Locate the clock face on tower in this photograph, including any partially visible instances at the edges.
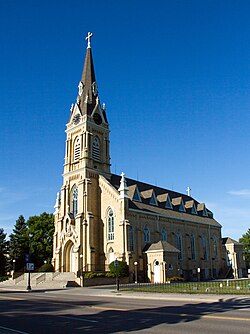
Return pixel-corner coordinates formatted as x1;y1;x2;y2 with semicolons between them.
93;113;102;125
73;114;81;125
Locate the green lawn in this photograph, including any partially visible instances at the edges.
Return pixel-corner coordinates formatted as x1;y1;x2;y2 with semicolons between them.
124;279;250;294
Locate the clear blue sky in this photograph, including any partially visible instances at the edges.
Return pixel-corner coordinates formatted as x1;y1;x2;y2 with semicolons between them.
1;0;250;240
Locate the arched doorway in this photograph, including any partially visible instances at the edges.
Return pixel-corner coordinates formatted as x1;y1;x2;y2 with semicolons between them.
63;240;75;272
154;260;161;283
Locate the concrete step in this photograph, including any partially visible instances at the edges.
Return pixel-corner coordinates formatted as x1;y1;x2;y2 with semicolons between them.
0;272;80;289
0;278;15;286
53;272;76;281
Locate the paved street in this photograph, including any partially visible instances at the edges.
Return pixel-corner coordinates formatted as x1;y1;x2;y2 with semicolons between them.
0;287;249;333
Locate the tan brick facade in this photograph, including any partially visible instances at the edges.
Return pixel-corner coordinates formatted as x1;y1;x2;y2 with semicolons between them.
52;38;246;283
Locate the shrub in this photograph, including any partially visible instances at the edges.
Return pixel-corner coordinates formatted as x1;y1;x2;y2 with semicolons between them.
0;276;10;282
168;276;185;282
106;271;116;278
84;272;97;278
109;261;129;278
38;263;54;272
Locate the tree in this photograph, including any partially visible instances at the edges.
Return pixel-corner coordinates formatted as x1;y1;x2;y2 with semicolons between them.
8;215;29;271
109;260;129;277
26;212;54;268
239;228;250;267
0;228;8;276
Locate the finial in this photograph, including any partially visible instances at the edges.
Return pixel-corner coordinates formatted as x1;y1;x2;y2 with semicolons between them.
78;81;83;96
118;172;129;199
85;32;93;49
102;103;106;111
53;192;61;215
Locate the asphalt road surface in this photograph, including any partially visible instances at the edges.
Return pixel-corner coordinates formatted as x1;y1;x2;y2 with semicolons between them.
0;288;249;334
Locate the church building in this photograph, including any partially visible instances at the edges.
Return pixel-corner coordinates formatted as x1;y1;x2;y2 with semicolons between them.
52;33;242;282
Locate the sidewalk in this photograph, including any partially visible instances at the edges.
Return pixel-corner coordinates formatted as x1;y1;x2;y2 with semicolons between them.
1;284;249;303
54;286;250;303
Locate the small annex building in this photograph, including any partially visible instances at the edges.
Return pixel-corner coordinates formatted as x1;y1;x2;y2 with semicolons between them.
52;34;246;282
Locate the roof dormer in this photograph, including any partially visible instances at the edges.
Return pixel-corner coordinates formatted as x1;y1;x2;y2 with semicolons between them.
129;184;141;202
197;203;208;217
172;197;186;212
185;200;197;215
157;193;173;209
140;189;158;206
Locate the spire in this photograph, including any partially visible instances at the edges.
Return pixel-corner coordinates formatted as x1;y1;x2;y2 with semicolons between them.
77;32;99;116
118;172;129;199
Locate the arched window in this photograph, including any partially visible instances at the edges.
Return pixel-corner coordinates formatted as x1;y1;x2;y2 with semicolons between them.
144;225;150;243
74;137;81;161
190;233;196;260
71;185;78;218
92;137;100;161
213;235;218;258
129;225;134;251
161;227;167;241
107;208;114;241
202;235;208;260
176;232;183;260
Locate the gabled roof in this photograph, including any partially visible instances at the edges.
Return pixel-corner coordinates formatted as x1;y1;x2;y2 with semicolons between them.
197;203;208;217
128;184;141;202
141;189;158;206
157;193;173;209
185;200;197;214
172;197;186;212
145;241;179;253
109;174;218;225
222;237;242;245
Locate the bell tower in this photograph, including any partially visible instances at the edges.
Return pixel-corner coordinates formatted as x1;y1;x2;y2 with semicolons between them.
53;33;110;274
64;32;110;177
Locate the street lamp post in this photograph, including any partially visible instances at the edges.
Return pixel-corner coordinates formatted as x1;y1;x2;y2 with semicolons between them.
197;267;201;282
26;233;33;291
12;259;16;279
134;261;138;283
114;259;119;291
26;267;31;291
80;254;84;287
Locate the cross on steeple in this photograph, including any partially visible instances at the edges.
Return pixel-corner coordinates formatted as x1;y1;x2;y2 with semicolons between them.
85;32;93;49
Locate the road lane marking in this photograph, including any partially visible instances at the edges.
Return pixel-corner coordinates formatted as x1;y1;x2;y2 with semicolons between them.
85;305;126;312
59;316;98;323
0;326;29;334
2;294;248;323
0;296;24;301
201;314;250;322
139;311;250;322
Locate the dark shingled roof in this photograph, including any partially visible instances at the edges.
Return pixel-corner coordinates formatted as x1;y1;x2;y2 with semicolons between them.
72;46;108;123
222;237;242;245
109;173;215;221
145;241;179;253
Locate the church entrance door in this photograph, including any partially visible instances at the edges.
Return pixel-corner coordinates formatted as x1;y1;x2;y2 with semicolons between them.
154;260;161;283
64;240;74;272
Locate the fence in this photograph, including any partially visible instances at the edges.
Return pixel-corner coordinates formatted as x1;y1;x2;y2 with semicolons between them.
119;279;250;294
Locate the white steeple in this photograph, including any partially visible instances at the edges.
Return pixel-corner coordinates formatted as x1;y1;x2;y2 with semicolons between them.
118;172;129;199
